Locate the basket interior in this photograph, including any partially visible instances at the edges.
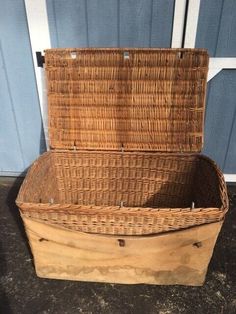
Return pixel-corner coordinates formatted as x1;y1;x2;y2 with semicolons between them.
19;151;223;209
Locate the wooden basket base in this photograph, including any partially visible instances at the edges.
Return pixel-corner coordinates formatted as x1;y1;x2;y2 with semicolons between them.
22;216;222;286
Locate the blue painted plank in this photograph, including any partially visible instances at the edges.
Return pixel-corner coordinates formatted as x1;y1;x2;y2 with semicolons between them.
0;0;45;173
150;0;174;47
46;0;59;47
215;0;236;57
119;0;153;47
0;47;24;173
196;0;236;172
196;0;236;57
195;0;224;56
87;0;118;47
47;0;175;48
47;0;88;47
221;71;236;173
203;71;236;170
224;111;236;173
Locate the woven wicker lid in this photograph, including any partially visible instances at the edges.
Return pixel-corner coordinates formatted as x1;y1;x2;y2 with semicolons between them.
45;48;209;152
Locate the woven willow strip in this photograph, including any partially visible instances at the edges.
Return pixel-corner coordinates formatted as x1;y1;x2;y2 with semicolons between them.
17;151;228;235
45;48;208;152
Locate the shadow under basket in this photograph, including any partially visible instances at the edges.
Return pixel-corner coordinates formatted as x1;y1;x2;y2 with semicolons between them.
17;151;227;235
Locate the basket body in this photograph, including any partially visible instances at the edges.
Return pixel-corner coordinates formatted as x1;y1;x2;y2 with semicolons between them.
16;48;229;285
17;151;227;235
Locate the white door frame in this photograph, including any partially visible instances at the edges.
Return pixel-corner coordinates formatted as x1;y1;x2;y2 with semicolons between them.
25;0;51;150
172;0;236;82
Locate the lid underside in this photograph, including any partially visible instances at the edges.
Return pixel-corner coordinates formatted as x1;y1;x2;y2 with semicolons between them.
45;48;209;152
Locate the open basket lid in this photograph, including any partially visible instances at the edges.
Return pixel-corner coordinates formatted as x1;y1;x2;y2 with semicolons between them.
45;48;209;152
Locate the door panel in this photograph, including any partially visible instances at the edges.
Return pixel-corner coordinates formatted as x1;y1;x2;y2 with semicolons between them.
46;0;174;48
0;0;45;175
0;47;24;173
196;0;236;172
202;71;236;170
196;0;236;57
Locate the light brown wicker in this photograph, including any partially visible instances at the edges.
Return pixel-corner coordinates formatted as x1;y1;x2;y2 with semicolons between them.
16;48;228;235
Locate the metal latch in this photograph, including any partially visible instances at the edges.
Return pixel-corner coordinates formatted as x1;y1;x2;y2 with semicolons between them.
36;51;45;68
124;51;130;60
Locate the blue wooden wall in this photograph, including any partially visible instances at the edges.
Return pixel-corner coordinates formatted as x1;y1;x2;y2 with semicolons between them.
196;0;236;172
0;0;45;176
46;0;174;48
1;0;236;175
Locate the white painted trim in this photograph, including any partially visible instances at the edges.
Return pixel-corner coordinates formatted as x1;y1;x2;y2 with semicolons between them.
207;68;221;81
24;0;51;149
208;58;236;81
184;0;201;48
171;0;187;48
224;174;236;183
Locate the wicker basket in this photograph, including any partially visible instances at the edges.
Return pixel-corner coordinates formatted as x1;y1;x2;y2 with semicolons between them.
16;48;228;236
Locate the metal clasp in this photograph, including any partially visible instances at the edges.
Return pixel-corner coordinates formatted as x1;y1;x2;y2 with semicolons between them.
49;198;54;204
70;51;77;59
120;201;124;208
118;239;125;247
124;51;129;60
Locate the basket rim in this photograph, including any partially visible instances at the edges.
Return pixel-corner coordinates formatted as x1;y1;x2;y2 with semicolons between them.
16;151;228;215
44;47;208;52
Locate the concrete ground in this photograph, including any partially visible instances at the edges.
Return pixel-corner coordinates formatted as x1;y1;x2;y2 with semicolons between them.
0;177;236;314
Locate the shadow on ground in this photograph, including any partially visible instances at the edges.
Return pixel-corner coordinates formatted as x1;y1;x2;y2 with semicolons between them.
0;178;236;314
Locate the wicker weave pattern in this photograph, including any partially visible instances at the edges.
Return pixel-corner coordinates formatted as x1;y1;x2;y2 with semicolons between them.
16;48;228;236
45;48;208;152
17;151;228;235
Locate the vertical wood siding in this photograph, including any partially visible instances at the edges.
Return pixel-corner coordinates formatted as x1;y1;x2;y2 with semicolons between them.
1;0;236;174
0;0;45;175
196;0;236;172
46;0;174;48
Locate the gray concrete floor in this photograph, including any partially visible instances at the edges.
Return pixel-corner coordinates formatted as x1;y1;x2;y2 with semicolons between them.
0;177;236;314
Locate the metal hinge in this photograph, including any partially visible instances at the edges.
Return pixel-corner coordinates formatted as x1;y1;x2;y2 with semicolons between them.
36;51;45;68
